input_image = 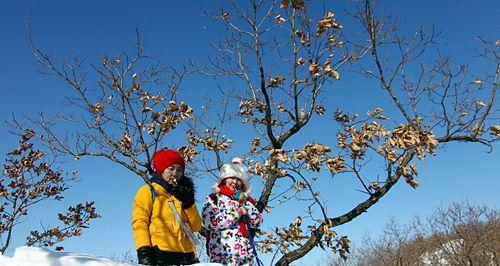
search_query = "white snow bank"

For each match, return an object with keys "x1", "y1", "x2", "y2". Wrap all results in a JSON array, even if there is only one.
[{"x1": 0, "y1": 246, "x2": 222, "y2": 266}]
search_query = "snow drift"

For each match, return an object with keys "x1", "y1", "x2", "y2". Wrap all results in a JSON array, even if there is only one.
[{"x1": 0, "y1": 246, "x2": 222, "y2": 266}]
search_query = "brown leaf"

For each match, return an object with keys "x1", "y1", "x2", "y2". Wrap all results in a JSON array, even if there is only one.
[
  {"x1": 92, "y1": 103, "x2": 104, "y2": 115},
  {"x1": 316, "y1": 12, "x2": 342, "y2": 36},
  {"x1": 325, "y1": 64, "x2": 340, "y2": 80},
  {"x1": 269, "y1": 75, "x2": 285, "y2": 87},
  {"x1": 275, "y1": 15, "x2": 286, "y2": 23},
  {"x1": 490, "y1": 125, "x2": 500, "y2": 137},
  {"x1": 151, "y1": 112, "x2": 161, "y2": 120},
  {"x1": 309, "y1": 62, "x2": 321, "y2": 76},
  {"x1": 315, "y1": 104, "x2": 325, "y2": 116}
]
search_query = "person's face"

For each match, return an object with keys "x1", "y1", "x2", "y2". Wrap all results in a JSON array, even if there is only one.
[
  {"x1": 161, "y1": 164, "x2": 183, "y2": 185},
  {"x1": 224, "y1": 177, "x2": 243, "y2": 191}
]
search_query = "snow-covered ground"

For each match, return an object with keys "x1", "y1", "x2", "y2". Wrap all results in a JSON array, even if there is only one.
[{"x1": 0, "y1": 246, "x2": 222, "y2": 266}]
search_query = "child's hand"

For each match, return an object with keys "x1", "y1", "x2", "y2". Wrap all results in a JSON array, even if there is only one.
[
  {"x1": 234, "y1": 190, "x2": 248, "y2": 203},
  {"x1": 238, "y1": 206, "x2": 248, "y2": 217}
]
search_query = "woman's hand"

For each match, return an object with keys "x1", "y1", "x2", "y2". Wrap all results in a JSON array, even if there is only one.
[
  {"x1": 137, "y1": 246, "x2": 154, "y2": 265},
  {"x1": 170, "y1": 184, "x2": 195, "y2": 208}
]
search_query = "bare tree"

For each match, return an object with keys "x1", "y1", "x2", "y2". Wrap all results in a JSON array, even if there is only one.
[
  {"x1": 415, "y1": 202, "x2": 499, "y2": 266},
  {"x1": 188, "y1": 0, "x2": 499, "y2": 264},
  {"x1": 334, "y1": 202, "x2": 499, "y2": 266},
  {"x1": 0, "y1": 126, "x2": 100, "y2": 253}
]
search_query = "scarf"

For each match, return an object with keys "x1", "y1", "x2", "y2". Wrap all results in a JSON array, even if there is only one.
[{"x1": 218, "y1": 184, "x2": 256, "y2": 238}]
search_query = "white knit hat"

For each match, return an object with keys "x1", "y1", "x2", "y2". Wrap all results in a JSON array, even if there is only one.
[{"x1": 211, "y1": 157, "x2": 252, "y2": 194}]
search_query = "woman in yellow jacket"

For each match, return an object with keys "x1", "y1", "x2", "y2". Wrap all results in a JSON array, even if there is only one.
[{"x1": 132, "y1": 149, "x2": 202, "y2": 265}]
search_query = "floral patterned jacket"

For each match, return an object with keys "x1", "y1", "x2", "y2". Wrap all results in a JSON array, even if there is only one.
[{"x1": 202, "y1": 193, "x2": 263, "y2": 266}]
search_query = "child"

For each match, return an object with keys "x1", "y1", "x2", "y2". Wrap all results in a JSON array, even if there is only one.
[{"x1": 202, "y1": 158, "x2": 263, "y2": 266}]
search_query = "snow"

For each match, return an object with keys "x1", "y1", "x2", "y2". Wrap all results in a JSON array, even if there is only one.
[{"x1": 0, "y1": 246, "x2": 222, "y2": 266}]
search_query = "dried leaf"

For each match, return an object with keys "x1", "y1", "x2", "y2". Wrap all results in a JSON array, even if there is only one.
[
  {"x1": 269, "y1": 75, "x2": 285, "y2": 87},
  {"x1": 315, "y1": 104, "x2": 325, "y2": 116},
  {"x1": 92, "y1": 103, "x2": 104, "y2": 115},
  {"x1": 309, "y1": 62, "x2": 321, "y2": 76},
  {"x1": 277, "y1": 103, "x2": 286, "y2": 112},
  {"x1": 325, "y1": 64, "x2": 340, "y2": 80},
  {"x1": 151, "y1": 112, "x2": 161, "y2": 120},
  {"x1": 316, "y1": 12, "x2": 342, "y2": 36},
  {"x1": 490, "y1": 125, "x2": 500, "y2": 137},
  {"x1": 275, "y1": 15, "x2": 286, "y2": 23}
]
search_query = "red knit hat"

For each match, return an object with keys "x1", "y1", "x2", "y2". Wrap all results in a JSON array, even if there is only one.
[{"x1": 152, "y1": 149, "x2": 185, "y2": 174}]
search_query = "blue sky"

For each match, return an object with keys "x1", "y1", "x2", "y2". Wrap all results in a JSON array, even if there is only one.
[{"x1": 1, "y1": 0, "x2": 499, "y2": 264}]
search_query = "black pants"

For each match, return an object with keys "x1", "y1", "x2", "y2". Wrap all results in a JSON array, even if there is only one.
[{"x1": 152, "y1": 246, "x2": 199, "y2": 266}]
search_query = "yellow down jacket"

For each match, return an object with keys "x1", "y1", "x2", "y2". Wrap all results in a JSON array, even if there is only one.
[{"x1": 132, "y1": 182, "x2": 202, "y2": 252}]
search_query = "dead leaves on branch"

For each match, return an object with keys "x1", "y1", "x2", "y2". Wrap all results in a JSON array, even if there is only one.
[
  {"x1": 270, "y1": 148, "x2": 291, "y2": 163},
  {"x1": 1, "y1": 129, "x2": 99, "y2": 251},
  {"x1": 316, "y1": 12, "x2": 342, "y2": 36},
  {"x1": 293, "y1": 143, "x2": 347, "y2": 174},
  {"x1": 308, "y1": 61, "x2": 342, "y2": 80},
  {"x1": 91, "y1": 103, "x2": 104, "y2": 115},
  {"x1": 269, "y1": 75, "x2": 285, "y2": 88},
  {"x1": 490, "y1": 125, "x2": 500, "y2": 137},
  {"x1": 249, "y1": 137, "x2": 261, "y2": 154},
  {"x1": 336, "y1": 110, "x2": 440, "y2": 188},
  {"x1": 325, "y1": 64, "x2": 340, "y2": 80},
  {"x1": 119, "y1": 130, "x2": 132, "y2": 150},
  {"x1": 26, "y1": 202, "x2": 101, "y2": 249},
  {"x1": 251, "y1": 159, "x2": 287, "y2": 179},
  {"x1": 274, "y1": 216, "x2": 309, "y2": 251},
  {"x1": 2, "y1": 130, "x2": 67, "y2": 204},
  {"x1": 238, "y1": 100, "x2": 280, "y2": 126},
  {"x1": 294, "y1": 30, "x2": 310, "y2": 45},
  {"x1": 143, "y1": 101, "x2": 193, "y2": 136},
  {"x1": 325, "y1": 156, "x2": 347, "y2": 175},
  {"x1": 367, "y1": 107, "x2": 390, "y2": 120},
  {"x1": 387, "y1": 123, "x2": 438, "y2": 160},
  {"x1": 279, "y1": 0, "x2": 306, "y2": 11},
  {"x1": 186, "y1": 129, "x2": 232, "y2": 153},
  {"x1": 315, "y1": 104, "x2": 326, "y2": 116},
  {"x1": 308, "y1": 62, "x2": 321, "y2": 76},
  {"x1": 398, "y1": 163, "x2": 420, "y2": 188},
  {"x1": 274, "y1": 15, "x2": 287, "y2": 24},
  {"x1": 177, "y1": 146, "x2": 198, "y2": 163},
  {"x1": 259, "y1": 216, "x2": 350, "y2": 259}
]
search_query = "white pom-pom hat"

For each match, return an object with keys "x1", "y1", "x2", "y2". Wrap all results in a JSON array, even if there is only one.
[{"x1": 211, "y1": 157, "x2": 252, "y2": 194}]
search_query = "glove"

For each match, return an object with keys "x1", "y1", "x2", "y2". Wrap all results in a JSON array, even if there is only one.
[
  {"x1": 234, "y1": 190, "x2": 248, "y2": 203},
  {"x1": 137, "y1": 246, "x2": 154, "y2": 265},
  {"x1": 238, "y1": 206, "x2": 248, "y2": 217},
  {"x1": 170, "y1": 184, "x2": 195, "y2": 209}
]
